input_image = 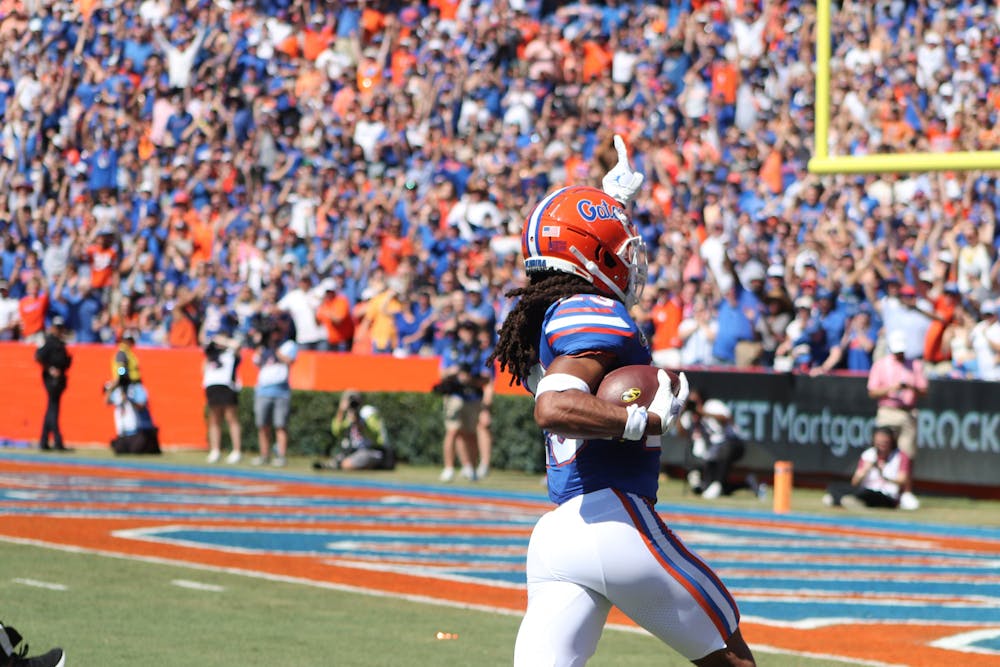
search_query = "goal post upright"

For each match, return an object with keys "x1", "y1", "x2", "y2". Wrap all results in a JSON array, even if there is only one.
[{"x1": 806, "y1": 0, "x2": 1000, "y2": 175}]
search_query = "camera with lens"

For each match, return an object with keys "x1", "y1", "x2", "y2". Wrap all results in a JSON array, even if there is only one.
[
  {"x1": 204, "y1": 340, "x2": 224, "y2": 362},
  {"x1": 249, "y1": 314, "x2": 278, "y2": 348}
]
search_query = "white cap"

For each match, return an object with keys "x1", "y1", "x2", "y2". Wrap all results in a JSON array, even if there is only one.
[
  {"x1": 938, "y1": 250, "x2": 955, "y2": 264},
  {"x1": 767, "y1": 263, "x2": 785, "y2": 278},
  {"x1": 794, "y1": 296, "x2": 814, "y2": 310},
  {"x1": 925, "y1": 31, "x2": 941, "y2": 45},
  {"x1": 887, "y1": 330, "x2": 907, "y2": 354},
  {"x1": 702, "y1": 398, "x2": 731, "y2": 420},
  {"x1": 740, "y1": 260, "x2": 766, "y2": 284},
  {"x1": 939, "y1": 82, "x2": 954, "y2": 97}
]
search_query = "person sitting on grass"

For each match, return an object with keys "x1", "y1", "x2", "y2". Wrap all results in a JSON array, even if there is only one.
[{"x1": 823, "y1": 425, "x2": 915, "y2": 510}]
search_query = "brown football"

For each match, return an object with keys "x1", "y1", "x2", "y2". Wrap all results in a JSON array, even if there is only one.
[{"x1": 596, "y1": 365, "x2": 680, "y2": 408}]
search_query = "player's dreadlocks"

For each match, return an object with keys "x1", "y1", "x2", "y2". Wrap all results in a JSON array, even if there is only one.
[{"x1": 489, "y1": 272, "x2": 604, "y2": 386}]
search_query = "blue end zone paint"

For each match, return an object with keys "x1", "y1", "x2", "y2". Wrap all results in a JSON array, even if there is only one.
[
  {"x1": 3, "y1": 452, "x2": 1000, "y2": 627},
  {"x1": 975, "y1": 635, "x2": 1000, "y2": 651}
]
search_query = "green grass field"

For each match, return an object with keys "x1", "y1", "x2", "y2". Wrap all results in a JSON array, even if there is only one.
[{"x1": 3, "y1": 450, "x2": 999, "y2": 666}]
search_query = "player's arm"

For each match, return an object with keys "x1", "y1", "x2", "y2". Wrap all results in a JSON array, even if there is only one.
[
  {"x1": 535, "y1": 353, "x2": 685, "y2": 439},
  {"x1": 534, "y1": 352, "x2": 628, "y2": 440}
]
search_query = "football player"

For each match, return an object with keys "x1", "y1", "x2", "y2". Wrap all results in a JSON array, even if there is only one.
[{"x1": 491, "y1": 136, "x2": 755, "y2": 666}]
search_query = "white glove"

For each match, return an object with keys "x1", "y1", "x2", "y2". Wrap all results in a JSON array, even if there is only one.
[
  {"x1": 601, "y1": 134, "x2": 644, "y2": 204},
  {"x1": 647, "y1": 370, "x2": 689, "y2": 433}
]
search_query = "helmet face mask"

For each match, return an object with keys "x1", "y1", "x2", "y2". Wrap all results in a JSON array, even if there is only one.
[{"x1": 522, "y1": 186, "x2": 647, "y2": 308}]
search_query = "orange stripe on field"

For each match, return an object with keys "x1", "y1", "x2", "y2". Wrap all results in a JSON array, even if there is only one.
[
  {"x1": 737, "y1": 621, "x2": 1000, "y2": 667},
  {"x1": 0, "y1": 516, "x2": 527, "y2": 612}
]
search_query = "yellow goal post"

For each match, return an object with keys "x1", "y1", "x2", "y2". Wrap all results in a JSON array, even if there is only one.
[{"x1": 807, "y1": 0, "x2": 1000, "y2": 174}]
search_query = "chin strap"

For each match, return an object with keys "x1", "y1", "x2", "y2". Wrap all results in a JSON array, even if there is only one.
[{"x1": 569, "y1": 246, "x2": 630, "y2": 306}]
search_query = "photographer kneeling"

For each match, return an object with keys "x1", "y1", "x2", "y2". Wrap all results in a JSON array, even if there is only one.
[
  {"x1": 676, "y1": 389, "x2": 756, "y2": 499},
  {"x1": 105, "y1": 365, "x2": 160, "y2": 455},
  {"x1": 314, "y1": 390, "x2": 395, "y2": 471}
]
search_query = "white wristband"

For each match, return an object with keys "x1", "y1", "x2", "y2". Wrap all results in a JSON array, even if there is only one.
[
  {"x1": 535, "y1": 372, "x2": 591, "y2": 398},
  {"x1": 622, "y1": 404, "x2": 648, "y2": 441}
]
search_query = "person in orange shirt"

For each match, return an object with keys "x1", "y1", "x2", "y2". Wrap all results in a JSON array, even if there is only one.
[
  {"x1": 429, "y1": 0, "x2": 460, "y2": 22},
  {"x1": 356, "y1": 52, "x2": 384, "y2": 94},
  {"x1": 302, "y1": 13, "x2": 333, "y2": 61},
  {"x1": 354, "y1": 280, "x2": 402, "y2": 354},
  {"x1": 294, "y1": 62, "x2": 325, "y2": 103},
  {"x1": 390, "y1": 37, "x2": 418, "y2": 88},
  {"x1": 168, "y1": 192, "x2": 211, "y2": 269},
  {"x1": 316, "y1": 278, "x2": 355, "y2": 352},
  {"x1": 85, "y1": 228, "x2": 118, "y2": 291},
  {"x1": 650, "y1": 284, "x2": 685, "y2": 369},
  {"x1": 711, "y1": 60, "x2": 738, "y2": 105},
  {"x1": 18, "y1": 277, "x2": 50, "y2": 344},
  {"x1": 377, "y1": 219, "x2": 414, "y2": 276},
  {"x1": 882, "y1": 105, "x2": 915, "y2": 149},
  {"x1": 168, "y1": 285, "x2": 203, "y2": 348},
  {"x1": 581, "y1": 39, "x2": 612, "y2": 82},
  {"x1": 109, "y1": 295, "x2": 142, "y2": 344},
  {"x1": 923, "y1": 282, "x2": 961, "y2": 371}
]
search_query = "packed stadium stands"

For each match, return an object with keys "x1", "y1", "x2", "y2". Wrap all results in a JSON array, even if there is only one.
[{"x1": 0, "y1": 0, "x2": 997, "y2": 380}]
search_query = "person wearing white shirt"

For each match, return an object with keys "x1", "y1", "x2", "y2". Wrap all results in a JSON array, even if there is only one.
[
  {"x1": 970, "y1": 302, "x2": 1000, "y2": 381},
  {"x1": 154, "y1": 26, "x2": 207, "y2": 89},
  {"x1": 0, "y1": 280, "x2": 18, "y2": 340},
  {"x1": 202, "y1": 335, "x2": 243, "y2": 465},
  {"x1": 277, "y1": 275, "x2": 326, "y2": 349},
  {"x1": 679, "y1": 296, "x2": 718, "y2": 366},
  {"x1": 252, "y1": 320, "x2": 298, "y2": 467},
  {"x1": 823, "y1": 426, "x2": 915, "y2": 510}
]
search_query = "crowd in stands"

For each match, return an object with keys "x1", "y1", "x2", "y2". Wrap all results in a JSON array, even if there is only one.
[{"x1": 0, "y1": 0, "x2": 998, "y2": 380}]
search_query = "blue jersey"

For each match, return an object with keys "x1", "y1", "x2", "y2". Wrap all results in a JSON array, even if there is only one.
[{"x1": 535, "y1": 294, "x2": 657, "y2": 505}]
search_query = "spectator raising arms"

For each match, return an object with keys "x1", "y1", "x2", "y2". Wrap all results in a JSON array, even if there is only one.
[{"x1": 0, "y1": 0, "x2": 996, "y2": 388}]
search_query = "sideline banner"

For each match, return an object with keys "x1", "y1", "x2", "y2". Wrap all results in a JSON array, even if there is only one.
[
  {"x1": 1, "y1": 343, "x2": 997, "y2": 491},
  {"x1": 666, "y1": 371, "x2": 1000, "y2": 489}
]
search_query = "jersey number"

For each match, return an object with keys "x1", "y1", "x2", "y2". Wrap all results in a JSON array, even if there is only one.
[{"x1": 547, "y1": 433, "x2": 584, "y2": 465}]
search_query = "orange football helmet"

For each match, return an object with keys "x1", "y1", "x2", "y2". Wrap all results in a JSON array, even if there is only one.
[{"x1": 522, "y1": 185, "x2": 647, "y2": 307}]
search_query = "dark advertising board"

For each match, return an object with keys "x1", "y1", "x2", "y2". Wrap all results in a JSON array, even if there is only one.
[{"x1": 663, "y1": 371, "x2": 1000, "y2": 492}]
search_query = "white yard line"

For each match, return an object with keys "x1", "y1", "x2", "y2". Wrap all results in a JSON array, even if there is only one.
[
  {"x1": 11, "y1": 577, "x2": 68, "y2": 591},
  {"x1": 171, "y1": 579, "x2": 226, "y2": 592}
]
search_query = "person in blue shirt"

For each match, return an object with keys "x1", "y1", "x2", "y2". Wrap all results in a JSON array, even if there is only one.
[
  {"x1": 489, "y1": 140, "x2": 753, "y2": 666},
  {"x1": 0, "y1": 63, "x2": 14, "y2": 118},
  {"x1": 815, "y1": 287, "x2": 847, "y2": 353},
  {"x1": 393, "y1": 289, "x2": 434, "y2": 356},
  {"x1": 712, "y1": 285, "x2": 756, "y2": 366},
  {"x1": 165, "y1": 99, "x2": 194, "y2": 145},
  {"x1": 88, "y1": 137, "x2": 119, "y2": 193},
  {"x1": 122, "y1": 24, "x2": 155, "y2": 74},
  {"x1": 436, "y1": 319, "x2": 491, "y2": 482},
  {"x1": 812, "y1": 305, "x2": 879, "y2": 375}
]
